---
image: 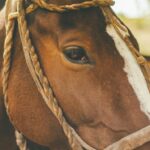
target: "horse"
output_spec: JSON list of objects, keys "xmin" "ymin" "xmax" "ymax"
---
[{"xmin": 1, "ymin": 0, "xmax": 150, "ymax": 150}]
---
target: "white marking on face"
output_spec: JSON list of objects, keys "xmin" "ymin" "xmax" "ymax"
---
[{"xmin": 106, "ymin": 25, "xmax": 150, "ymax": 119}]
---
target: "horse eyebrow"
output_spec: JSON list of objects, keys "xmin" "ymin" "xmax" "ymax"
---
[{"xmin": 58, "ymin": 7, "xmax": 97, "ymax": 31}]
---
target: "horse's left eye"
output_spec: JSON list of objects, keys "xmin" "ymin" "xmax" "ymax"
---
[{"xmin": 63, "ymin": 46, "xmax": 90, "ymax": 64}]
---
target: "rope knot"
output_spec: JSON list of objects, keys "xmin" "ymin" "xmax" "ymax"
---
[
  {"xmin": 8, "ymin": 12, "xmax": 19, "ymax": 20},
  {"xmin": 137, "ymin": 56, "xmax": 146, "ymax": 65}
]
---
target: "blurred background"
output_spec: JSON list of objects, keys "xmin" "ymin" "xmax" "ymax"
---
[{"xmin": 112, "ymin": 0, "xmax": 150, "ymax": 56}]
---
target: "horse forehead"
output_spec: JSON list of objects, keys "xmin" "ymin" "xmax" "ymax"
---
[
  {"xmin": 33, "ymin": 9, "xmax": 106, "ymax": 39},
  {"xmin": 58, "ymin": 10, "xmax": 101, "ymax": 30}
]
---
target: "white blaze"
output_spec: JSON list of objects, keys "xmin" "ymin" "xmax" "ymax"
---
[{"xmin": 106, "ymin": 25, "xmax": 150, "ymax": 119}]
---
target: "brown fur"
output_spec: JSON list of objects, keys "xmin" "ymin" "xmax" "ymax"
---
[{"xmin": 1, "ymin": 0, "xmax": 150, "ymax": 149}]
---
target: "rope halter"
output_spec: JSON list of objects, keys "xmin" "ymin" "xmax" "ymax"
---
[{"xmin": 3, "ymin": 0, "xmax": 150, "ymax": 150}]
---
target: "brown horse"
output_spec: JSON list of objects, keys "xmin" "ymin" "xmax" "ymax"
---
[{"xmin": 1, "ymin": 0, "xmax": 150, "ymax": 150}]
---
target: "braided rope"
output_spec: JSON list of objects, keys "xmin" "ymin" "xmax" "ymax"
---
[
  {"xmin": 2, "ymin": 11, "xmax": 28, "ymax": 150},
  {"xmin": 2, "ymin": 1, "xmax": 29, "ymax": 150},
  {"xmin": 28, "ymin": 0, "xmax": 114, "ymax": 13},
  {"xmin": 25, "ymin": 0, "xmax": 114, "ymax": 14},
  {"xmin": 2, "ymin": 15, "xmax": 14, "ymax": 114}
]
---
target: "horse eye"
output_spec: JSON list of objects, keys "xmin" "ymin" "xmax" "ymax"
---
[{"xmin": 63, "ymin": 46, "xmax": 90, "ymax": 64}]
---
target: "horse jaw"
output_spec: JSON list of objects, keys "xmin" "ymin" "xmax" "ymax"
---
[{"xmin": 106, "ymin": 24, "xmax": 150, "ymax": 120}]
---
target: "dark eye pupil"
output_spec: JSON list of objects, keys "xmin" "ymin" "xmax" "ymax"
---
[{"xmin": 63, "ymin": 46, "xmax": 89, "ymax": 64}]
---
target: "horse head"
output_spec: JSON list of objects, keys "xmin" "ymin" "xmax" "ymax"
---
[{"xmin": 1, "ymin": 0, "xmax": 150, "ymax": 149}]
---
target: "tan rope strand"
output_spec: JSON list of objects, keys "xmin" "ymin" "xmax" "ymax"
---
[
  {"xmin": 2, "ymin": 12, "xmax": 28, "ymax": 150},
  {"xmin": 104, "ymin": 125, "xmax": 150, "ymax": 150},
  {"xmin": 2, "ymin": 17, "xmax": 14, "ymax": 114},
  {"xmin": 26, "ymin": 0, "xmax": 115, "ymax": 14},
  {"xmin": 31, "ymin": 0, "xmax": 114, "ymax": 12},
  {"xmin": 3, "ymin": 1, "xmax": 29, "ymax": 150}
]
